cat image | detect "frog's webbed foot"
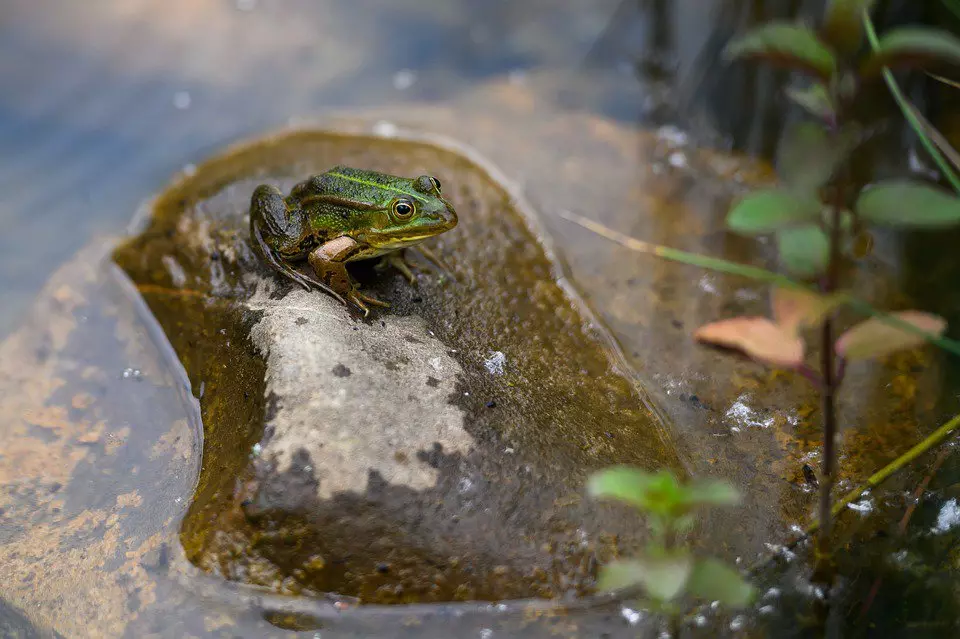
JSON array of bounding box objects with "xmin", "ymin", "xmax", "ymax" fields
[{"xmin": 309, "ymin": 236, "xmax": 388, "ymax": 316}]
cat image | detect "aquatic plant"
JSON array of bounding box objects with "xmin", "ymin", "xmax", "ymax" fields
[
  {"xmin": 710, "ymin": 0, "xmax": 960, "ymax": 571},
  {"xmin": 574, "ymin": 0, "xmax": 960, "ymax": 624},
  {"xmin": 587, "ymin": 467, "xmax": 754, "ymax": 634}
]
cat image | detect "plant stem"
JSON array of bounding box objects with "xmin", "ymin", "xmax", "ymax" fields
[
  {"xmin": 816, "ymin": 317, "xmax": 837, "ymax": 562},
  {"xmin": 815, "ymin": 192, "xmax": 846, "ymax": 573}
]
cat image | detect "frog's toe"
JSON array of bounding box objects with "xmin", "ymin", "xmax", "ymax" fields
[
  {"xmin": 415, "ymin": 245, "xmax": 452, "ymax": 274},
  {"xmin": 346, "ymin": 289, "xmax": 390, "ymax": 316},
  {"xmin": 383, "ymin": 252, "xmax": 418, "ymax": 285}
]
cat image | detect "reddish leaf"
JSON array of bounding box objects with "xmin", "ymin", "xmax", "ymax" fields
[
  {"xmin": 771, "ymin": 288, "xmax": 840, "ymax": 335},
  {"xmin": 695, "ymin": 317, "xmax": 804, "ymax": 368},
  {"xmin": 724, "ymin": 22, "xmax": 837, "ymax": 80},
  {"xmin": 821, "ymin": 0, "xmax": 878, "ymax": 54},
  {"xmin": 836, "ymin": 311, "xmax": 947, "ymax": 361},
  {"xmin": 862, "ymin": 28, "xmax": 960, "ymax": 77}
]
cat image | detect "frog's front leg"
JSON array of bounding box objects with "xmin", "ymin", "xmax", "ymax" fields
[
  {"xmin": 381, "ymin": 250, "xmax": 418, "ymax": 285},
  {"xmin": 308, "ymin": 236, "xmax": 390, "ymax": 316},
  {"xmin": 379, "ymin": 246, "xmax": 454, "ymax": 285},
  {"xmin": 249, "ymin": 185, "xmax": 320, "ymax": 293}
]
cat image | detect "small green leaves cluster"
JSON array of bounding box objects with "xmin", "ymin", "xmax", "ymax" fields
[
  {"xmin": 587, "ymin": 467, "xmax": 754, "ymax": 612},
  {"xmin": 721, "ymin": 1, "xmax": 960, "ymax": 281}
]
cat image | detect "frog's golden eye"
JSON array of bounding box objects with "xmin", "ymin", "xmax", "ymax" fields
[
  {"xmin": 429, "ymin": 177, "xmax": 441, "ymax": 193},
  {"xmin": 392, "ymin": 199, "xmax": 415, "ymax": 220}
]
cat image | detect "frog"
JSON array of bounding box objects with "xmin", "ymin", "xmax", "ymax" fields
[{"xmin": 249, "ymin": 166, "xmax": 458, "ymax": 316}]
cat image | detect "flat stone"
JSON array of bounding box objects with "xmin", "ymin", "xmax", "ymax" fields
[{"xmin": 245, "ymin": 284, "xmax": 472, "ymax": 500}]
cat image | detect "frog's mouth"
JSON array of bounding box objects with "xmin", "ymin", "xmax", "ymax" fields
[{"xmin": 375, "ymin": 233, "xmax": 438, "ymax": 248}]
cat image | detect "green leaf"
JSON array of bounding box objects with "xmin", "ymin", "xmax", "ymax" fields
[
  {"xmin": 785, "ymin": 83, "xmax": 836, "ymax": 123},
  {"xmin": 687, "ymin": 559, "xmax": 756, "ymax": 607},
  {"xmin": 856, "ymin": 180, "xmax": 960, "ymax": 227},
  {"xmin": 778, "ymin": 122, "xmax": 860, "ymax": 193},
  {"xmin": 836, "ymin": 311, "xmax": 947, "ymax": 360},
  {"xmin": 726, "ymin": 190, "xmax": 822, "ymax": 235},
  {"xmin": 821, "ymin": 0, "xmax": 878, "ymax": 54},
  {"xmin": 597, "ymin": 555, "xmax": 693, "ymax": 602},
  {"xmin": 777, "ymin": 226, "xmax": 829, "ymax": 278},
  {"xmin": 862, "ymin": 28, "xmax": 960, "ymax": 77},
  {"xmin": 588, "ymin": 467, "xmax": 681, "ymax": 515},
  {"xmin": 724, "ymin": 22, "xmax": 838, "ymax": 79},
  {"xmin": 684, "ymin": 479, "xmax": 742, "ymax": 507},
  {"xmin": 596, "ymin": 560, "xmax": 647, "ymax": 591}
]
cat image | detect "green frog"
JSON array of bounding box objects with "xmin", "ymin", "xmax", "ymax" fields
[{"xmin": 249, "ymin": 166, "xmax": 458, "ymax": 315}]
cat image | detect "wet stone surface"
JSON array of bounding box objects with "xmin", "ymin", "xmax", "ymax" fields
[{"xmin": 112, "ymin": 129, "xmax": 685, "ymax": 604}]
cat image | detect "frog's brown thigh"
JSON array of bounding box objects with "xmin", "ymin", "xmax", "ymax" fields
[
  {"xmin": 308, "ymin": 237, "xmax": 390, "ymax": 315},
  {"xmin": 308, "ymin": 236, "xmax": 360, "ymax": 295}
]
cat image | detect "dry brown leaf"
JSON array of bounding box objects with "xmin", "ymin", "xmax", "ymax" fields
[
  {"xmin": 695, "ymin": 316, "xmax": 805, "ymax": 368},
  {"xmin": 835, "ymin": 311, "xmax": 947, "ymax": 361},
  {"xmin": 771, "ymin": 287, "xmax": 840, "ymax": 335}
]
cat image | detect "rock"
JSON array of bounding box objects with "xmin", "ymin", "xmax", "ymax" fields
[
  {"xmin": 244, "ymin": 284, "xmax": 473, "ymax": 501},
  {"xmin": 113, "ymin": 122, "xmax": 684, "ymax": 605}
]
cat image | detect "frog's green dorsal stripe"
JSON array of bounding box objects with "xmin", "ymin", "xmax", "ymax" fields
[{"xmin": 327, "ymin": 171, "xmax": 430, "ymax": 203}]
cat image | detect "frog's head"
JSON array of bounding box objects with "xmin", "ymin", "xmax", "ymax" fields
[{"xmin": 363, "ymin": 175, "xmax": 458, "ymax": 249}]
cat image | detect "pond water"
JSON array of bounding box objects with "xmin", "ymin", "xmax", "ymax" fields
[{"xmin": 3, "ymin": 1, "xmax": 960, "ymax": 637}]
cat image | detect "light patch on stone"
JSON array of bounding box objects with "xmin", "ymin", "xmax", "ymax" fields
[
  {"xmin": 247, "ymin": 286, "xmax": 473, "ymax": 498},
  {"xmin": 484, "ymin": 350, "xmax": 506, "ymax": 375},
  {"xmin": 932, "ymin": 498, "xmax": 960, "ymax": 534},
  {"xmin": 847, "ymin": 497, "xmax": 873, "ymax": 514},
  {"xmin": 161, "ymin": 255, "xmax": 187, "ymax": 288},
  {"xmin": 621, "ymin": 607, "xmax": 643, "ymax": 625},
  {"xmin": 725, "ymin": 394, "xmax": 775, "ymax": 431}
]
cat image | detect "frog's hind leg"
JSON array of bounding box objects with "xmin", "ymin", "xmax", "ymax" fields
[
  {"xmin": 250, "ymin": 218, "xmax": 322, "ymax": 293},
  {"xmin": 249, "ymin": 186, "xmax": 327, "ymax": 294},
  {"xmin": 309, "ymin": 236, "xmax": 389, "ymax": 316}
]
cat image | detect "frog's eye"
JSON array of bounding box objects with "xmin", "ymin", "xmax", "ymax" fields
[
  {"xmin": 429, "ymin": 177, "xmax": 441, "ymax": 193},
  {"xmin": 392, "ymin": 199, "xmax": 416, "ymax": 220}
]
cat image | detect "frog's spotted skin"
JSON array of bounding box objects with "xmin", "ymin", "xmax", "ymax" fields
[{"xmin": 249, "ymin": 166, "xmax": 458, "ymax": 315}]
